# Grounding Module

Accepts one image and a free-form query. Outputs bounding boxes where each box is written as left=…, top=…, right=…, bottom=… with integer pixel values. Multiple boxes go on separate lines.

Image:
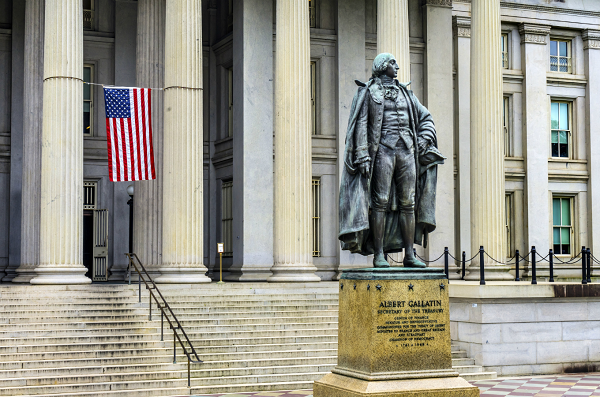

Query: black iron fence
left=388, top=246, right=597, bottom=286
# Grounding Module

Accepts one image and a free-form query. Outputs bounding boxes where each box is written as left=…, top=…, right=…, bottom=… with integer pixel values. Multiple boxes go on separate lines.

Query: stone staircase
left=0, top=282, right=494, bottom=396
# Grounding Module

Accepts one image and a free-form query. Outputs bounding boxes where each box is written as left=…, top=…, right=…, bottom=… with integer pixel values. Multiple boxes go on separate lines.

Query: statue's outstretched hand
left=358, top=161, right=370, bottom=177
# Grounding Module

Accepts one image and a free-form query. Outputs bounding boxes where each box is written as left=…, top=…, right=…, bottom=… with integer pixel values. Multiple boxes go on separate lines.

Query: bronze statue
left=339, top=53, right=445, bottom=268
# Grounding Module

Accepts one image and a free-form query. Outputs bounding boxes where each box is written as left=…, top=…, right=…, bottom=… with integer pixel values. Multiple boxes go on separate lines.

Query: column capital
left=583, top=30, right=600, bottom=50
left=519, top=23, right=551, bottom=45
left=453, top=16, right=470, bottom=38
left=424, top=0, right=452, bottom=7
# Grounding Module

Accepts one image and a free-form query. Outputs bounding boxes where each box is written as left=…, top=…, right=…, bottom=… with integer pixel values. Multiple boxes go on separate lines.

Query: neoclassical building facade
left=0, top=0, right=599, bottom=284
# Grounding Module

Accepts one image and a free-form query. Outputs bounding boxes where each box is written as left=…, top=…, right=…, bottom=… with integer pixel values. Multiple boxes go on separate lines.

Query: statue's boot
left=372, top=210, right=389, bottom=268
left=400, top=209, right=426, bottom=268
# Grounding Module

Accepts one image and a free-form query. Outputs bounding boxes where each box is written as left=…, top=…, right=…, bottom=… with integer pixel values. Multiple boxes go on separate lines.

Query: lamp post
left=127, top=185, right=134, bottom=254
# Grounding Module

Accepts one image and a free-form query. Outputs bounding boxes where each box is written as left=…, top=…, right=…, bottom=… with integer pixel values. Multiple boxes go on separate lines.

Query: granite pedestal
left=314, top=268, right=479, bottom=396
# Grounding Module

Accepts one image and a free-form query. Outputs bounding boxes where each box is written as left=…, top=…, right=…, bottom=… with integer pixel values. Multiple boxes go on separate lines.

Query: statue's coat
left=339, top=78, right=445, bottom=255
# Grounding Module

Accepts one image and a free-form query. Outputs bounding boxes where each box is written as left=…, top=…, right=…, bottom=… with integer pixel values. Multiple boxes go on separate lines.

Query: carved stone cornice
left=583, top=30, right=600, bottom=50
left=424, top=0, right=453, bottom=7
left=519, top=23, right=551, bottom=45
left=453, top=16, right=471, bottom=38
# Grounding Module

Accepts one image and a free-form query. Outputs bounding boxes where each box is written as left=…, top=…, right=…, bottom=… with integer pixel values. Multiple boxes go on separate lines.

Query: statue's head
left=372, top=53, right=398, bottom=79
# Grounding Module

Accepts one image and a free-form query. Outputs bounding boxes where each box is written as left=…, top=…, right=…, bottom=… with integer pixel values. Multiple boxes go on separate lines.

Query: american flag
left=103, top=87, right=156, bottom=182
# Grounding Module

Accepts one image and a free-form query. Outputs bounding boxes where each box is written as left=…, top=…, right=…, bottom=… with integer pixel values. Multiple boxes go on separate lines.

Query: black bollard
left=462, top=251, right=466, bottom=280
left=587, top=248, right=592, bottom=283
left=479, top=246, right=485, bottom=285
left=444, top=247, right=449, bottom=280
left=582, top=246, right=588, bottom=285
left=531, top=246, right=537, bottom=285
left=515, top=250, right=520, bottom=281
left=549, top=249, right=554, bottom=283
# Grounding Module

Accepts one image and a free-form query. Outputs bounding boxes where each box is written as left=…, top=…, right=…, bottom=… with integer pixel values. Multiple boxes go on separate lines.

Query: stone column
left=584, top=30, right=600, bottom=256
left=131, top=0, right=165, bottom=280
left=31, top=0, right=90, bottom=284
left=13, top=0, right=45, bottom=283
left=377, top=0, right=410, bottom=83
left=335, top=0, right=368, bottom=279
left=466, top=0, right=511, bottom=280
left=453, top=16, right=471, bottom=277
left=268, top=0, right=320, bottom=282
left=226, top=0, right=274, bottom=281
left=155, top=0, right=210, bottom=283
left=520, top=23, right=551, bottom=255
left=423, top=0, right=455, bottom=275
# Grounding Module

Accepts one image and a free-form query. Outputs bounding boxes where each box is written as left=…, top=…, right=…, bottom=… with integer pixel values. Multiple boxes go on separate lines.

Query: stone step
left=0, top=371, right=325, bottom=395
left=453, top=365, right=483, bottom=374
left=452, top=350, right=468, bottom=358
left=18, top=386, right=191, bottom=397
left=451, top=357, right=475, bottom=366
left=459, top=371, right=498, bottom=381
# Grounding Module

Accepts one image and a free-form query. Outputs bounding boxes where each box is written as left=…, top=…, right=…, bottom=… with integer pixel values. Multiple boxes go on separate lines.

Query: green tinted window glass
left=559, top=103, right=569, bottom=130
left=559, top=130, right=568, bottom=144
left=83, top=84, right=90, bottom=100
left=551, top=102, right=558, bottom=129
left=84, top=102, right=90, bottom=112
left=84, top=67, right=91, bottom=83
left=553, top=228, right=560, bottom=244
left=561, top=199, right=570, bottom=225
left=559, top=41, right=568, bottom=57
left=551, top=131, right=558, bottom=144
left=561, top=227, right=570, bottom=245
left=553, top=198, right=561, bottom=225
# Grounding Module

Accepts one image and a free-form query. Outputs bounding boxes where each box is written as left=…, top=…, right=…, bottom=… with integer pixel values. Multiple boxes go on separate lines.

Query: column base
left=30, top=266, right=91, bottom=285
left=267, top=265, right=321, bottom=282
left=314, top=372, right=479, bottom=397
left=12, top=270, right=37, bottom=283
left=155, top=267, right=211, bottom=283
left=2, top=266, right=18, bottom=282
left=464, top=264, right=513, bottom=281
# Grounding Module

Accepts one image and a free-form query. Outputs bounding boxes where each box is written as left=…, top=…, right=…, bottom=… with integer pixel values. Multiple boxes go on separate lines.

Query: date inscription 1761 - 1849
left=338, top=53, right=445, bottom=269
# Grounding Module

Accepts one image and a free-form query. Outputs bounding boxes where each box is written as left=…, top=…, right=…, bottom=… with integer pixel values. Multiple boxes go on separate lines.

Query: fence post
left=161, top=311, right=164, bottom=341
left=149, top=293, right=152, bottom=321
left=582, top=246, right=588, bottom=285
left=515, top=250, right=520, bottom=281
left=531, top=246, right=537, bottom=285
left=549, top=249, right=554, bottom=283
left=479, top=246, right=485, bottom=285
left=138, top=270, right=141, bottom=303
left=587, top=248, right=592, bottom=283
left=444, top=247, right=449, bottom=280
left=173, top=329, right=177, bottom=364
left=461, top=251, right=466, bottom=280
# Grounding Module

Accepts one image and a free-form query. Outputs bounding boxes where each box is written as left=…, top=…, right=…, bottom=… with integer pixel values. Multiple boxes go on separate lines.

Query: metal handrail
left=125, top=253, right=202, bottom=388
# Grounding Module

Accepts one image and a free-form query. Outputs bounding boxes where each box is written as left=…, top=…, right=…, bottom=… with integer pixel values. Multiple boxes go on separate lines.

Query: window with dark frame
left=83, top=0, right=94, bottom=30
left=221, top=181, right=233, bottom=257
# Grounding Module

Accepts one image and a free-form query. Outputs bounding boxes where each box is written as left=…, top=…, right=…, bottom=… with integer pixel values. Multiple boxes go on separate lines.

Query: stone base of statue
left=313, top=268, right=479, bottom=397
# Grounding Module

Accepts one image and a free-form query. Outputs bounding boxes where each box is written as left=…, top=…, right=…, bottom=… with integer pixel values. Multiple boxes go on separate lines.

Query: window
left=84, top=181, right=97, bottom=210
left=503, top=96, right=510, bottom=156
left=228, top=68, right=233, bottom=138
left=505, top=193, right=513, bottom=258
left=83, top=0, right=94, bottom=30
left=310, top=61, right=317, bottom=135
left=551, top=101, right=571, bottom=158
left=553, top=197, right=572, bottom=255
left=312, top=177, right=321, bottom=257
left=221, top=181, right=233, bottom=257
left=550, top=39, right=572, bottom=73
left=84, top=65, right=93, bottom=136
left=309, top=0, right=317, bottom=28
left=501, top=34, right=509, bottom=69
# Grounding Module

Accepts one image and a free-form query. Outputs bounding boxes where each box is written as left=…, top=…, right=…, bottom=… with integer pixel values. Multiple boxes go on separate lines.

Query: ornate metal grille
left=221, top=181, right=233, bottom=257
left=84, top=181, right=97, bottom=210
left=83, top=0, right=94, bottom=30
left=312, top=178, right=321, bottom=257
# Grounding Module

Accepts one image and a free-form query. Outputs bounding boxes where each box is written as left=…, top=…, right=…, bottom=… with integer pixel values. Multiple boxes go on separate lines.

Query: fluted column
left=377, top=0, right=410, bottom=83
left=12, top=0, right=45, bottom=283
left=466, top=0, right=511, bottom=280
left=155, top=0, right=210, bottom=283
left=129, top=0, right=165, bottom=280
left=31, top=0, right=89, bottom=284
left=268, top=0, right=320, bottom=282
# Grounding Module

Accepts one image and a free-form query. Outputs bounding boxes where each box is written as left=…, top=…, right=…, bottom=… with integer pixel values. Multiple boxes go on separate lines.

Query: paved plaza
left=189, top=373, right=600, bottom=397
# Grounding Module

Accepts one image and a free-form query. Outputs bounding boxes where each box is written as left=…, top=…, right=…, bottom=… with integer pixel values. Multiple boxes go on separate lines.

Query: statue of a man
left=338, top=53, right=445, bottom=268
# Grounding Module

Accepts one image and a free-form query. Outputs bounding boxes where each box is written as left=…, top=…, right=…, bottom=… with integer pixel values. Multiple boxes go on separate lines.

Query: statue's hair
left=372, top=53, right=396, bottom=78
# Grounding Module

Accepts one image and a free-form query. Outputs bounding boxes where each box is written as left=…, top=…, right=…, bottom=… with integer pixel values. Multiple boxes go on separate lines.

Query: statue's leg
left=371, top=145, right=394, bottom=268
left=395, top=134, right=425, bottom=268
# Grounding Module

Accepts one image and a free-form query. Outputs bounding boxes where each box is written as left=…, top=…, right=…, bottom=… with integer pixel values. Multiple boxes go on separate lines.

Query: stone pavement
left=190, top=373, right=600, bottom=396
